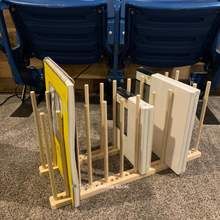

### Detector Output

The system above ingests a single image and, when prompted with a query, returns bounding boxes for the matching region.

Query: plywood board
[44,58,80,207]
[149,74,200,174]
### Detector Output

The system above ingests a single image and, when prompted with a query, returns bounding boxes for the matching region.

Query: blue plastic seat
[0,0,107,89]
[124,0,220,68]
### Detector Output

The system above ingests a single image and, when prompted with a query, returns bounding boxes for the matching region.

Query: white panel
[149,74,200,174]
[124,96,154,174]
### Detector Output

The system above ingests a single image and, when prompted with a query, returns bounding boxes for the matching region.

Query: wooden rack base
[49,192,72,209]
[79,146,119,165]
[39,164,59,176]
[80,149,201,201]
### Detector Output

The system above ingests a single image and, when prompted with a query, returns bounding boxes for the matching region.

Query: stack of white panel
[149,74,200,174]
[124,96,154,175]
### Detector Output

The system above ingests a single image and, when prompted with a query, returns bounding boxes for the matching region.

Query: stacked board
[44,57,80,207]
[149,74,200,174]
[124,96,154,175]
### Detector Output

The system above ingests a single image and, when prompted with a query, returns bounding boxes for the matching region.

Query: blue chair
[122,0,220,88]
[0,0,108,92]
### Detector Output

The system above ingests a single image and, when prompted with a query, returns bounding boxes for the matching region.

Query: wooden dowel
[45,91,57,166]
[134,95,141,172]
[120,99,125,177]
[161,90,174,163]
[165,72,169,77]
[56,111,70,197]
[84,84,89,106]
[100,83,104,152]
[30,91,46,168]
[84,84,93,185]
[84,103,93,185]
[103,101,109,182]
[175,70,180,81]
[139,76,144,99]
[100,83,104,104]
[76,126,81,187]
[112,80,117,149]
[127,78,131,93]
[39,112,57,200]
[193,83,198,88]
[151,91,156,106]
[195,81,211,150]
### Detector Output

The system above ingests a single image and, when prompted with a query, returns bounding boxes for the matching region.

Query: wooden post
[151,91,156,106]
[165,72,169,77]
[76,126,81,187]
[30,91,46,168]
[120,99,125,177]
[175,70,180,81]
[193,83,198,88]
[40,112,57,200]
[195,81,211,150]
[127,78,131,93]
[161,90,174,164]
[45,91,57,166]
[112,80,117,149]
[84,84,93,185]
[139,76,144,99]
[100,83,104,152]
[134,95,141,172]
[56,111,70,197]
[103,101,109,182]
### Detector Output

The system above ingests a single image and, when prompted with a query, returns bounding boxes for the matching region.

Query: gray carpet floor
[0,94,219,220]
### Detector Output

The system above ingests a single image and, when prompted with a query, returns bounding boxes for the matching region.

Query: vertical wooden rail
[120,99,125,177]
[175,70,180,81]
[56,111,70,197]
[193,83,198,88]
[76,126,81,187]
[30,91,46,168]
[84,84,93,186]
[100,83,104,152]
[139,76,144,99]
[112,80,117,149]
[45,91,57,166]
[151,91,156,106]
[195,81,211,150]
[40,112,57,200]
[161,90,174,164]
[165,72,169,77]
[134,95,141,172]
[103,101,109,182]
[127,78,131,93]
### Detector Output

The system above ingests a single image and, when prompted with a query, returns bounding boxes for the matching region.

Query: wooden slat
[139,76,144,99]
[84,84,93,185]
[40,112,57,200]
[134,95,141,172]
[100,83,104,152]
[45,91,57,166]
[56,111,70,197]
[120,99,125,177]
[30,91,46,167]
[103,100,109,182]
[175,70,180,81]
[112,80,117,149]
[195,81,211,150]
[161,89,174,164]
[127,78,131,93]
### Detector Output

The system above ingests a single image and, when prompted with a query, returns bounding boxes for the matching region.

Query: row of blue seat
[1,0,220,91]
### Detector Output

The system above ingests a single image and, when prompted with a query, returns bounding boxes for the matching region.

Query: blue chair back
[4,0,107,64]
[125,1,220,67]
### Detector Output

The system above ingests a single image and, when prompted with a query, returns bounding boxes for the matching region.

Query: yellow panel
[44,60,75,205]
